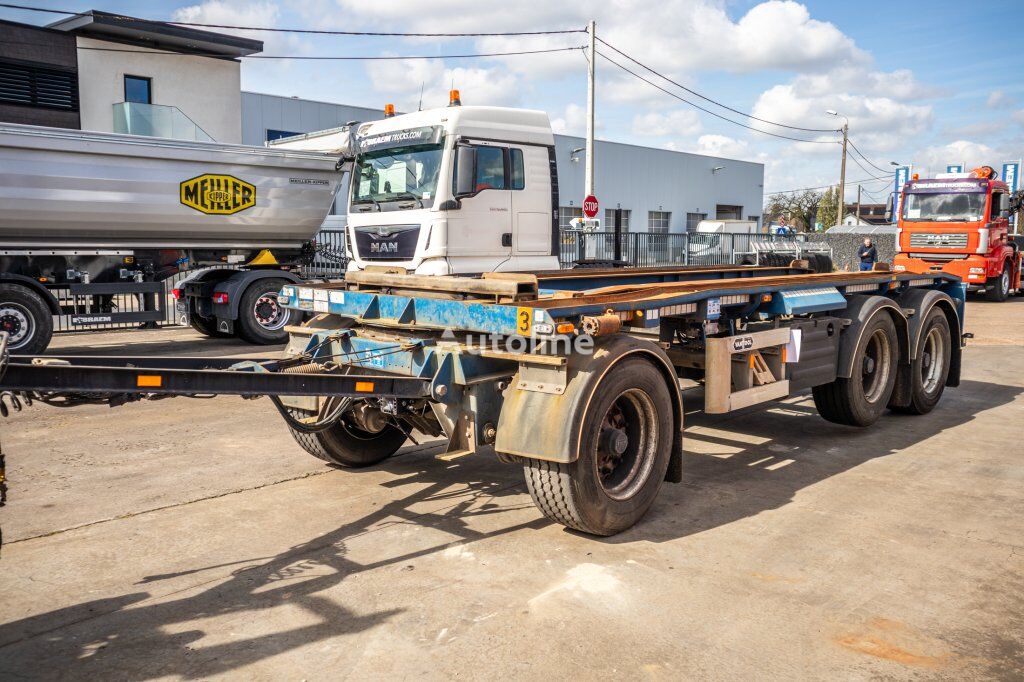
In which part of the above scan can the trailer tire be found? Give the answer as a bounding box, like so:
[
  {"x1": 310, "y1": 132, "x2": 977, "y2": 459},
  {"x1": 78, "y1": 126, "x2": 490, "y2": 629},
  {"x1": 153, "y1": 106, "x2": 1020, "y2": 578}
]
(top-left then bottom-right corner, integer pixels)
[
  {"x1": 237, "y1": 279, "x2": 292, "y2": 345},
  {"x1": 812, "y1": 311, "x2": 898, "y2": 427},
  {"x1": 985, "y1": 263, "x2": 1010, "y2": 302},
  {"x1": 287, "y1": 412, "x2": 406, "y2": 467},
  {"x1": 522, "y1": 358, "x2": 673, "y2": 536},
  {"x1": 889, "y1": 307, "x2": 951, "y2": 415},
  {"x1": 0, "y1": 283, "x2": 53, "y2": 354}
]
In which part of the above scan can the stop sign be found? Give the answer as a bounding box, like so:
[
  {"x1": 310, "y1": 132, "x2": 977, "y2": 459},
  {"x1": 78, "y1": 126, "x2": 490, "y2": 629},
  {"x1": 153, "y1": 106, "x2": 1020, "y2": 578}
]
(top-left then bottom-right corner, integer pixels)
[{"x1": 582, "y1": 195, "x2": 599, "y2": 218}]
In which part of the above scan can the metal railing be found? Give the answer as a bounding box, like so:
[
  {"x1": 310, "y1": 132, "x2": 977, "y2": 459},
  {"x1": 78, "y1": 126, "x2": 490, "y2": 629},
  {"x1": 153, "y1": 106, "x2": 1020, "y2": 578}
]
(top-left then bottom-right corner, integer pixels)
[{"x1": 558, "y1": 230, "x2": 832, "y2": 268}]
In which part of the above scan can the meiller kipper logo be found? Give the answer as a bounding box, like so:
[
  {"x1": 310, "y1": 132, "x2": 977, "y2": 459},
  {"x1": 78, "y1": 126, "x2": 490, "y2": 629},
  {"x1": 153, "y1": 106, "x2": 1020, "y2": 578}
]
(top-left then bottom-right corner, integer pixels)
[{"x1": 180, "y1": 174, "x2": 255, "y2": 215}]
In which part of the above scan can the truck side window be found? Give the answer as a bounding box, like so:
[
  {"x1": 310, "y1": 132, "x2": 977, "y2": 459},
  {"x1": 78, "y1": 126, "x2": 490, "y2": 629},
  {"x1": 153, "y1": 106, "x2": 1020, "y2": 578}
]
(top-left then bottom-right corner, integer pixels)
[
  {"x1": 990, "y1": 193, "x2": 1002, "y2": 220},
  {"x1": 475, "y1": 146, "x2": 506, "y2": 191},
  {"x1": 511, "y1": 148, "x2": 525, "y2": 190}
]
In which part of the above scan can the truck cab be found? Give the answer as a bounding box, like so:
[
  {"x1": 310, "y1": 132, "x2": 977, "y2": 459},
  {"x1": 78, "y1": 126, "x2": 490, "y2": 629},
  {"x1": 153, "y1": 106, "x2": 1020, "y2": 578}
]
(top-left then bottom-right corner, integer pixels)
[
  {"x1": 892, "y1": 169, "x2": 1022, "y2": 301},
  {"x1": 275, "y1": 101, "x2": 562, "y2": 275}
]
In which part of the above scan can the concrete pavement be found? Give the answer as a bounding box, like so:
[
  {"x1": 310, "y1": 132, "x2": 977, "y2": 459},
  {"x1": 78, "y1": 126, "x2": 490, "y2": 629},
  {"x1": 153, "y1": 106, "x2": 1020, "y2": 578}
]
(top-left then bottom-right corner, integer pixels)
[{"x1": 0, "y1": 299, "x2": 1021, "y2": 680}]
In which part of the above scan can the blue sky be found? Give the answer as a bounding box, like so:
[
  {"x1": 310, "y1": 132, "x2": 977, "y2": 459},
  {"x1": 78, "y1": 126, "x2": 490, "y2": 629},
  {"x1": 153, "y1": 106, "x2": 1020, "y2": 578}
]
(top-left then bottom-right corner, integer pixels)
[{"x1": 4, "y1": 0, "x2": 1023, "y2": 201}]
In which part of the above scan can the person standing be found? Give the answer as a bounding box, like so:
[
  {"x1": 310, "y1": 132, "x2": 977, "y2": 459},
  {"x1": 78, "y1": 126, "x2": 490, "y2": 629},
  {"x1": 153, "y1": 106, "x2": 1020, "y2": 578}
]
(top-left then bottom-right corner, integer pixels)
[{"x1": 857, "y1": 237, "x2": 877, "y2": 271}]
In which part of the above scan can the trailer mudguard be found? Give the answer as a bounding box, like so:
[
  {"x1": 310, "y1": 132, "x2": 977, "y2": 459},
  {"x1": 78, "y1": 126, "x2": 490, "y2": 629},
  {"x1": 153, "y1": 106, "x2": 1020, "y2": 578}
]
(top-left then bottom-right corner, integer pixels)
[
  {"x1": 835, "y1": 294, "x2": 910, "y2": 380},
  {"x1": 0, "y1": 273, "x2": 60, "y2": 315},
  {"x1": 494, "y1": 335, "x2": 684, "y2": 482},
  {"x1": 887, "y1": 288, "x2": 962, "y2": 408},
  {"x1": 213, "y1": 270, "x2": 304, "y2": 321}
]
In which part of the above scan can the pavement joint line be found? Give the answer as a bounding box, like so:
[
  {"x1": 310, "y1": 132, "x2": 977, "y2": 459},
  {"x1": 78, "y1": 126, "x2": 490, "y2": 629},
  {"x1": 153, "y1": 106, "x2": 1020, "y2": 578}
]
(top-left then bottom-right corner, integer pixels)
[{"x1": 3, "y1": 440, "x2": 445, "y2": 546}]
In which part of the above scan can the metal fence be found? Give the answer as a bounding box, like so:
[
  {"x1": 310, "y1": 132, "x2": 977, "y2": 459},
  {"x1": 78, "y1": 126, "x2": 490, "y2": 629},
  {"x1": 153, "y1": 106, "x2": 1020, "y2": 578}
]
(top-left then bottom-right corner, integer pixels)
[{"x1": 557, "y1": 230, "x2": 830, "y2": 268}]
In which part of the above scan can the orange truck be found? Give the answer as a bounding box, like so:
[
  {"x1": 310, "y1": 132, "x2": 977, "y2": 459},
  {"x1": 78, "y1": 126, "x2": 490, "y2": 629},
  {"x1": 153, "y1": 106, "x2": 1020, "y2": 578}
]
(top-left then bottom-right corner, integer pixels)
[{"x1": 891, "y1": 166, "x2": 1023, "y2": 301}]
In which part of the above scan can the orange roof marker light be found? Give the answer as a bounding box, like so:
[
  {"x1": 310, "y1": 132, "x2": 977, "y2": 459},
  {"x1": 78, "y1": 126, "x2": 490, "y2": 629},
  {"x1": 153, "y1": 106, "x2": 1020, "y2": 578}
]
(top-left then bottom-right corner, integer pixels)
[
  {"x1": 384, "y1": 103, "x2": 396, "y2": 118},
  {"x1": 449, "y1": 89, "x2": 461, "y2": 107}
]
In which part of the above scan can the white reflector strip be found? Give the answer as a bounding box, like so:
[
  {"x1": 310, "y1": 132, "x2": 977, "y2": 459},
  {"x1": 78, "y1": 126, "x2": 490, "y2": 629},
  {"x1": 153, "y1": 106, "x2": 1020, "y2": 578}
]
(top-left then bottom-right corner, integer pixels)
[{"x1": 844, "y1": 283, "x2": 878, "y2": 293}]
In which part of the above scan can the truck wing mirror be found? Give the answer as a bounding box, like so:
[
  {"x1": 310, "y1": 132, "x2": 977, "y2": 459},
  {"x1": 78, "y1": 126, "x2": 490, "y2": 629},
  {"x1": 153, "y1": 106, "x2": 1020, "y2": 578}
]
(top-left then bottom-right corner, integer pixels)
[
  {"x1": 454, "y1": 145, "x2": 477, "y2": 198},
  {"x1": 1000, "y1": 192, "x2": 1010, "y2": 217},
  {"x1": 885, "y1": 193, "x2": 894, "y2": 222}
]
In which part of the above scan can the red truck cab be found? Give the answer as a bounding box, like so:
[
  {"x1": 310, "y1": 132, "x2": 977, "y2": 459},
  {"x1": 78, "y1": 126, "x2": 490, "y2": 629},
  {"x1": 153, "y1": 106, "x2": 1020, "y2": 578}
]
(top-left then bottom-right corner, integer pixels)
[{"x1": 893, "y1": 169, "x2": 1022, "y2": 301}]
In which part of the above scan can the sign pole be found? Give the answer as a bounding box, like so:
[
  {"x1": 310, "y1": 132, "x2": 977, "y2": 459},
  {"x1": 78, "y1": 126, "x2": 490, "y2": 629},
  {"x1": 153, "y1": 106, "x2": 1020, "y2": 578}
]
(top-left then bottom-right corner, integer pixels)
[{"x1": 585, "y1": 19, "x2": 596, "y2": 201}]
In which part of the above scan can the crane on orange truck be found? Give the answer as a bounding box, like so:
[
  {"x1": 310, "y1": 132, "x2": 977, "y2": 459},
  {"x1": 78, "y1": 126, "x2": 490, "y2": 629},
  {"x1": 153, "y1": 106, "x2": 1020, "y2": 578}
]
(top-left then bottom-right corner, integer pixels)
[{"x1": 890, "y1": 165, "x2": 1023, "y2": 301}]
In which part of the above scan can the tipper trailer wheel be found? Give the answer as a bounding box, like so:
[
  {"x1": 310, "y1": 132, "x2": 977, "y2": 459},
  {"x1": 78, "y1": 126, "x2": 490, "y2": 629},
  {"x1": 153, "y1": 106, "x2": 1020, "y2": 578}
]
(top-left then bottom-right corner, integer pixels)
[
  {"x1": 985, "y1": 264, "x2": 1011, "y2": 302},
  {"x1": 237, "y1": 279, "x2": 293, "y2": 345},
  {"x1": 522, "y1": 358, "x2": 673, "y2": 536},
  {"x1": 889, "y1": 307, "x2": 952, "y2": 415},
  {"x1": 287, "y1": 410, "x2": 407, "y2": 467},
  {"x1": 812, "y1": 312, "x2": 899, "y2": 427},
  {"x1": 0, "y1": 283, "x2": 53, "y2": 355}
]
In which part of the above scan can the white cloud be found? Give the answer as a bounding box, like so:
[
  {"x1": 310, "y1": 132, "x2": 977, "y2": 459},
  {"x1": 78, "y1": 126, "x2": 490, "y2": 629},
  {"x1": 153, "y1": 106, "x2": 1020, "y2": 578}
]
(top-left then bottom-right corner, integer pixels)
[
  {"x1": 364, "y1": 59, "x2": 520, "y2": 111},
  {"x1": 172, "y1": 0, "x2": 308, "y2": 57},
  {"x1": 692, "y1": 134, "x2": 748, "y2": 159},
  {"x1": 987, "y1": 90, "x2": 1011, "y2": 109},
  {"x1": 631, "y1": 109, "x2": 701, "y2": 137},
  {"x1": 914, "y1": 140, "x2": 999, "y2": 174},
  {"x1": 550, "y1": 103, "x2": 587, "y2": 135}
]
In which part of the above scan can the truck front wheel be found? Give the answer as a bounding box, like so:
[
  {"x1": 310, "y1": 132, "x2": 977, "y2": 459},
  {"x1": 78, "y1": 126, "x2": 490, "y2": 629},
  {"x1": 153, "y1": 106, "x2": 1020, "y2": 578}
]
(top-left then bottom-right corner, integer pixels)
[
  {"x1": 522, "y1": 358, "x2": 673, "y2": 536},
  {"x1": 812, "y1": 312, "x2": 899, "y2": 427},
  {"x1": 237, "y1": 279, "x2": 292, "y2": 344},
  {"x1": 985, "y1": 263, "x2": 1010, "y2": 302},
  {"x1": 0, "y1": 283, "x2": 53, "y2": 355}
]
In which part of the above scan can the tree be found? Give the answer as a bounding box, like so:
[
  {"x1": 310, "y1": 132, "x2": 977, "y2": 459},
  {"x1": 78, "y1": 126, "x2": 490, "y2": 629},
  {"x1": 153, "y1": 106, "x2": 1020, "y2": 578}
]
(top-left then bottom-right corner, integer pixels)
[
  {"x1": 815, "y1": 186, "x2": 839, "y2": 230},
  {"x1": 763, "y1": 190, "x2": 823, "y2": 232}
]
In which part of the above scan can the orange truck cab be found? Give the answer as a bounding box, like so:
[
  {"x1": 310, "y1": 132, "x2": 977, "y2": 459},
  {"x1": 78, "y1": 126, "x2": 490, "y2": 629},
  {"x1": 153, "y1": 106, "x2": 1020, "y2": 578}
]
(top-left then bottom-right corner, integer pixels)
[{"x1": 892, "y1": 167, "x2": 1022, "y2": 301}]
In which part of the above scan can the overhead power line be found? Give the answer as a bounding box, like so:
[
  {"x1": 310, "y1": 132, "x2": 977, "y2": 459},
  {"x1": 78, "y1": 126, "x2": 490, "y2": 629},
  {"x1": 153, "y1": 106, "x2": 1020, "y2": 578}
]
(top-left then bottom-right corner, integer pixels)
[
  {"x1": 766, "y1": 176, "x2": 890, "y2": 195},
  {"x1": 596, "y1": 36, "x2": 840, "y2": 134},
  {"x1": 65, "y1": 44, "x2": 586, "y2": 60},
  {"x1": 846, "y1": 138, "x2": 892, "y2": 174},
  {"x1": 596, "y1": 49, "x2": 838, "y2": 145},
  {"x1": 846, "y1": 154, "x2": 887, "y2": 181},
  {"x1": 0, "y1": 3, "x2": 585, "y2": 36}
]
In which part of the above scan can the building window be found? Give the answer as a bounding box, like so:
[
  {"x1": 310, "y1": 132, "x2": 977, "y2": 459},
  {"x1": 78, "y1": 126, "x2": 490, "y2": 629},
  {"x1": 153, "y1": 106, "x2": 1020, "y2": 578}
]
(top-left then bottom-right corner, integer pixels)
[
  {"x1": 686, "y1": 212, "x2": 707, "y2": 232},
  {"x1": 559, "y1": 206, "x2": 583, "y2": 230},
  {"x1": 648, "y1": 210, "x2": 671, "y2": 233},
  {"x1": 266, "y1": 129, "x2": 301, "y2": 142},
  {"x1": 124, "y1": 75, "x2": 152, "y2": 104},
  {"x1": 604, "y1": 208, "x2": 630, "y2": 231},
  {"x1": 0, "y1": 60, "x2": 78, "y2": 111}
]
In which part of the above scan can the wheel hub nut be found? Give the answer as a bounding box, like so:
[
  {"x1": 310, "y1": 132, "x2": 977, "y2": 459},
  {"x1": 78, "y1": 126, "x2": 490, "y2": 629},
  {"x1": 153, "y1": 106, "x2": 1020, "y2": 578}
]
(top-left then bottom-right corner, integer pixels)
[{"x1": 600, "y1": 427, "x2": 628, "y2": 456}]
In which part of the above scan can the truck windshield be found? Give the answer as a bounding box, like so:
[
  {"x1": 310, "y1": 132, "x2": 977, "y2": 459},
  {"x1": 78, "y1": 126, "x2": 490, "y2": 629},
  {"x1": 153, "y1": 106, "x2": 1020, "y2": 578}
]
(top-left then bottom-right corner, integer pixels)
[
  {"x1": 902, "y1": 192, "x2": 986, "y2": 222},
  {"x1": 352, "y1": 143, "x2": 442, "y2": 209}
]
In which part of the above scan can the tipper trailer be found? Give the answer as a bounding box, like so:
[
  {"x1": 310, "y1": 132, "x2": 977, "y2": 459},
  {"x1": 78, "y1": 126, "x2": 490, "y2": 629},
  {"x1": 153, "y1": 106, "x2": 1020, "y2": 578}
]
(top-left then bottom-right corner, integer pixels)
[
  {"x1": 0, "y1": 122, "x2": 345, "y2": 353},
  {"x1": 0, "y1": 262, "x2": 966, "y2": 536}
]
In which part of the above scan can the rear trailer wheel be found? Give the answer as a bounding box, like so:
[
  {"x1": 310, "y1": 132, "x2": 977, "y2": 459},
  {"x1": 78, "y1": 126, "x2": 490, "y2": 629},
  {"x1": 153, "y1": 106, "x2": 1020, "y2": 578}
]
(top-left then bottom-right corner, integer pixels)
[
  {"x1": 237, "y1": 279, "x2": 293, "y2": 345},
  {"x1": 890, "y1": 308, "x2": 951, "y2": 415},
  {"x1": 287, "y1": 411, "x2": 407, "y2": 467},
  {"x1": 813, "y1": 312, "x2": 899, "y2": 427},
  {"x1": 0, "y1": 284, "x2": 53, "y2": 354},
  {"x1": 523, "y1": 358, "x2": 673, "y2": 536},
  {"x1": 985, "y1": 264, "x2": 1010, "y2": 302}
]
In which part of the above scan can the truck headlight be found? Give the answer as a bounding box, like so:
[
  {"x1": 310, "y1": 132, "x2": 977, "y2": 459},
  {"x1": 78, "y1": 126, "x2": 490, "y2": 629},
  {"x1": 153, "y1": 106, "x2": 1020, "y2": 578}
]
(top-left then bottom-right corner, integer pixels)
[
  {"x1": 894, "y1": 265, "x2": 906, "y2": 271},
  {"x1": 969, "y1": 267, "x2": 985, "y2": 274}
]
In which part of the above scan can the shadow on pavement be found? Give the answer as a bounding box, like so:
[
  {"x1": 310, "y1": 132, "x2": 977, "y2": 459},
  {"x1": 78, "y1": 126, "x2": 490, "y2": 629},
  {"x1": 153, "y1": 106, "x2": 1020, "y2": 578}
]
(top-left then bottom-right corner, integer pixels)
[{"x1": 0, "y1": 450, "x2": 546, "y2": 679}]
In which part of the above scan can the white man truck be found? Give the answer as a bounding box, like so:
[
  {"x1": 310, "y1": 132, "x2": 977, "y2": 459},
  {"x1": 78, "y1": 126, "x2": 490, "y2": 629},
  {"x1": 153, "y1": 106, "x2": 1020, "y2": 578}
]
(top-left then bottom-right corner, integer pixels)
[{"x1": 270, "y1": 101, "x2": 563, "y2": 276}]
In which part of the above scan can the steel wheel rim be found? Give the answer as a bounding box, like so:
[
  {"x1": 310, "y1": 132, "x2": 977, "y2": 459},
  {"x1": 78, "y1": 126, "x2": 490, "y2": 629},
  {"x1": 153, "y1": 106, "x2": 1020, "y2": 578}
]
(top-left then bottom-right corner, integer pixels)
[
  {"x1": 0, "y1": 303, "x2": 34, "y2": 347},
  {"x1": 1000, "y1": 270, "x2": 1010, "y2": 296},
  {"x1": 862, "y1": 328, "x2": 892, "y2": 404},
  {"x1": 254, "y1": 295, "x2": 289, "y2": 331},
  {"x1": 594, "y1": 388, "x2": 658, "y2": 500},
  {"x1": 920, "y1": 326, "x2": 945, "y2": 394}
]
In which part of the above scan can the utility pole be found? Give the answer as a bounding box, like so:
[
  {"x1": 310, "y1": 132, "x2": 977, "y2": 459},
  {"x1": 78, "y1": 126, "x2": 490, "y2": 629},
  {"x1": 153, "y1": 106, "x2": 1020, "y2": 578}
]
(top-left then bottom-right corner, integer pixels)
[
  {"x1": 838, "y1": 121, "x2": 848, "y2": 229},
  {"x1": 585, "y1": 19, "x2": 596, "y2": 202},
  {"x1": 856, "y1": 183, "x2": 862, "y2": 224}
]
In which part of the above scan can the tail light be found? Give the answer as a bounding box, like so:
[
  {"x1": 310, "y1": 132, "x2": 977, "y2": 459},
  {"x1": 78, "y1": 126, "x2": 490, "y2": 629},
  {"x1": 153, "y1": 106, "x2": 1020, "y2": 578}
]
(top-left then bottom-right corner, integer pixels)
[
  {"x1": 212, "y1": 292, "x2": 229, "y2": 305},
  {"x1": 171, "y1": 288, "x2": 182, "y2": 300}
]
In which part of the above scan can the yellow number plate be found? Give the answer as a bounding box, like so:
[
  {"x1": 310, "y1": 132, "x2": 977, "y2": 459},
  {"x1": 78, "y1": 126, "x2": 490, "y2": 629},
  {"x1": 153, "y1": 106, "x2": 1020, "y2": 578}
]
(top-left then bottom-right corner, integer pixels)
[{"x1": 516, "y1": 307, "x2": 531, "y2": 336}]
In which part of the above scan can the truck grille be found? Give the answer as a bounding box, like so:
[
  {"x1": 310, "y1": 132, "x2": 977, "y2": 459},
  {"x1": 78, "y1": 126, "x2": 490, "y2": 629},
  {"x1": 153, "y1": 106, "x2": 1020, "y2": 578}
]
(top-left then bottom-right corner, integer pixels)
[
  {"x1": 352, "y1": 224, "x2": 420, "y2": 261},
  {"x1": 909, "y1": 233, "x2": 968, "y2": 249}
]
